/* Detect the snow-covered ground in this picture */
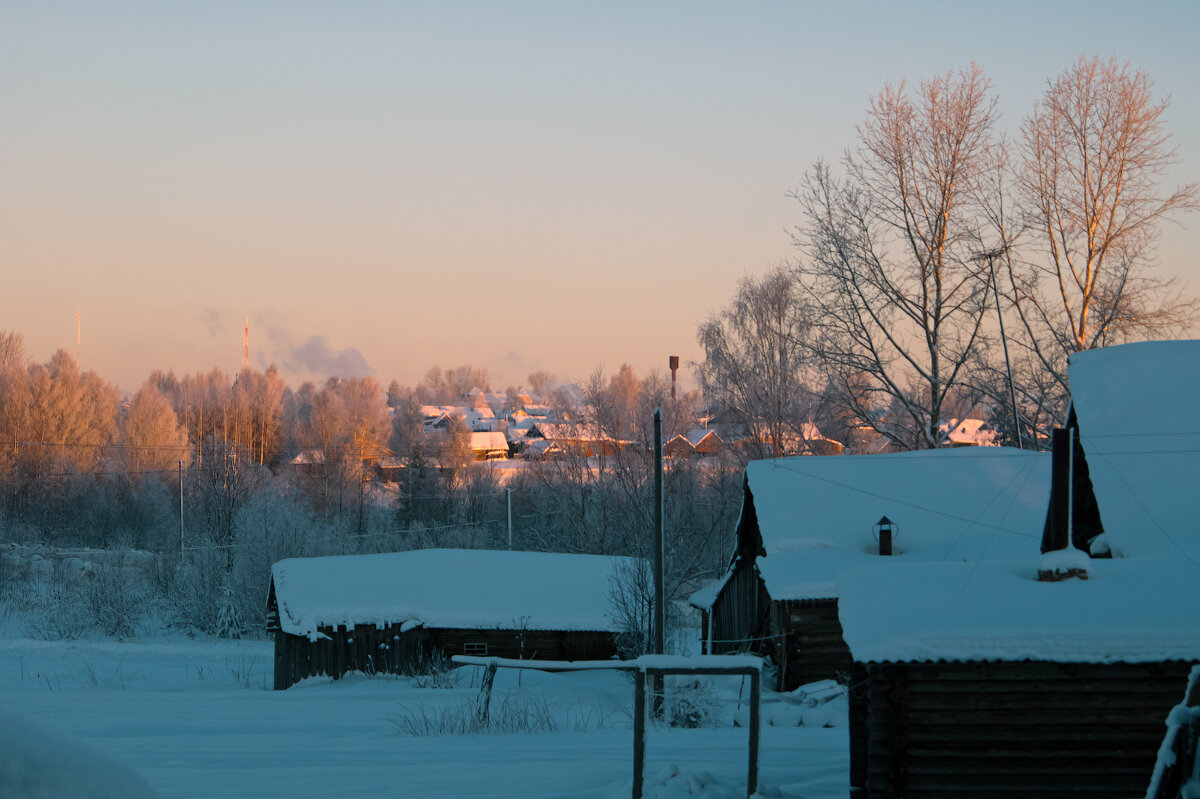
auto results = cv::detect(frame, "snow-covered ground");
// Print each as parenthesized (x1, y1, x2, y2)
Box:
(0, 634, 848, 798)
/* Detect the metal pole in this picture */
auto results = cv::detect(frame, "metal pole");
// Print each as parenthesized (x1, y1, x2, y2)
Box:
(653, 408, 665, 715)
(653, 409, 664, 655)
(507, 488, 513, 549)
(985, 250, 1022, 449)
(179, 459, 184, 558)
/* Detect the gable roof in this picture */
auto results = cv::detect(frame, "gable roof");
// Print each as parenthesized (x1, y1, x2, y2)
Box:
(1069, 339, 1200, 562)
(270, 549, 639, 638)
(742, 448, 1050, 600)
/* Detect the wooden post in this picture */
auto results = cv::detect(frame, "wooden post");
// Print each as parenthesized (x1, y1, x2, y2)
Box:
(633, 670, 646, 799)
(748, 669, 760, 796)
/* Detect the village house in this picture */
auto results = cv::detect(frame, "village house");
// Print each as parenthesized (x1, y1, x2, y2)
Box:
(840, 339, 1200, 798)
(267, 549, 639, 690)
(694, 447, 1050, 691)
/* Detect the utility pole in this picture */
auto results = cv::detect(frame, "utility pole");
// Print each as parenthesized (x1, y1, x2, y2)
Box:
(179, 460, 185, 559)
(507, 488, 513, 549)
(975, 247, 1022, 449)
(653, 408, 665, 714)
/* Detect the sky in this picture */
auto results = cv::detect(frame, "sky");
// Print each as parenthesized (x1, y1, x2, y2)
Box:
(2, 1, 1198, 394)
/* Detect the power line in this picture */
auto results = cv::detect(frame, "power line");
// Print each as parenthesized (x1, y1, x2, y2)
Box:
(763, 458, 1041, 540)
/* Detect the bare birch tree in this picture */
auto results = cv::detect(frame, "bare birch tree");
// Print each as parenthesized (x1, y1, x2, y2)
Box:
(696, 266, 813, 459)
(792, 65, 999, 449)
(1012, 55, 1198, 393)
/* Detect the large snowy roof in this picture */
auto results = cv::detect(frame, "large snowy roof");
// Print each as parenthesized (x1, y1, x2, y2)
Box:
(743, 448, 1050, 600)
(270, 549, 639, 638)
(838, 557, 1200, 664)
(1070, 339, 1200, 563)
(837, 340, 1200, 663)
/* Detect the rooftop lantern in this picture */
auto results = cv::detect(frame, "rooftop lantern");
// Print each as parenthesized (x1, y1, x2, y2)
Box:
(874, 515, 896, 556)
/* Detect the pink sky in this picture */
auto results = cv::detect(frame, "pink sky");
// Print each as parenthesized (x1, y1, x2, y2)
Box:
(3, 2, 1198, 392)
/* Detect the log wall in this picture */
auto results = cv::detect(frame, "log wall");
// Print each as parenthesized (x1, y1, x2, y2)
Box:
(852, 660, 1193, 798)
(770, 598, 852, 691)
(273, 624, 618, 690)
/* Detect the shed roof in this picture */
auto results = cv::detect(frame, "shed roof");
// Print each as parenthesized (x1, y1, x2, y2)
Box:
(743, 448, 1050, 600)
(270, 549, 639, 638)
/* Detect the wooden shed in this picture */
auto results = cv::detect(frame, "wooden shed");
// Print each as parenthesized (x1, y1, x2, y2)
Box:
(267, 549, 639, 690)
(695, 448, 1050, 691)
(839, 560, 1199, 798)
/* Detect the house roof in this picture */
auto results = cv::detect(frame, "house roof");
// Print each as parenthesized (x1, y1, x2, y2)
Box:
(1069, 339, 1200, 563)
(938, 417, 997, 446)
(743, 448, 1050, 600)
(838, 557, 1200, 664)
(468, 431, 508, 450)
(270, 549, 640, 638)
(836, 340, 1200, 664)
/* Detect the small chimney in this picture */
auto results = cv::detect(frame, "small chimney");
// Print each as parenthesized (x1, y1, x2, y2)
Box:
(874, 515, 895, 556)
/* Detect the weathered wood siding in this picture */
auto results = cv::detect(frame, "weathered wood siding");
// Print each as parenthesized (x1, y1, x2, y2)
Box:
(273, 624, 618, 690)
(706, 557, 771, 657)
(851, 660, 1193, 798)
(769, 598, 852, 691)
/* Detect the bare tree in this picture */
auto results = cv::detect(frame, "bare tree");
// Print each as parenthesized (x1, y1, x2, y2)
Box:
(792, 65, 999, 450)
(1012, 55, 1198, 394)
(696, 266, 814, 459)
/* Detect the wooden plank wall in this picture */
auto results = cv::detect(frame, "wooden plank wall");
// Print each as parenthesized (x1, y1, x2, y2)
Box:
(273, 625, 618, 689)
(707, 560, 771, 657)
(858, 660, 1193, 799)
(771, 598, 852, 691)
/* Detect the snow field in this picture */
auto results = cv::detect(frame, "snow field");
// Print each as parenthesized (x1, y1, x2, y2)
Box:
(0, 637, 848, 798)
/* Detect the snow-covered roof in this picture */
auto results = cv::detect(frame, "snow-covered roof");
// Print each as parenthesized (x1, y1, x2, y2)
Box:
(744, 448, 1050, 600)
(469, 431, 508, 450)
(838, 557, 1200, 664)
(270, 549, 639, 638)
(685, 428, 719, 447)
(938, 417, 998, 446)
(1070, 339, 1200, 563)
(836, 340, 1200, 664)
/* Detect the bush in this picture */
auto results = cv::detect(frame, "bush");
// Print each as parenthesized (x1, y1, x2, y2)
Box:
(663, 679, 724, 729)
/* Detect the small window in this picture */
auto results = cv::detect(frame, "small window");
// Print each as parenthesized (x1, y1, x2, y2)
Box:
(464, 642, 488, 656)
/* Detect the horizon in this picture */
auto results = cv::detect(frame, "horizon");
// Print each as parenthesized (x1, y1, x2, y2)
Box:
(4, 1, 1198, 393)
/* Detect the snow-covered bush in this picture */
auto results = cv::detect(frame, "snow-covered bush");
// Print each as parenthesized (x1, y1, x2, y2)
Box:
(81, 557, 148, 640)
(663, 678, 725, 729)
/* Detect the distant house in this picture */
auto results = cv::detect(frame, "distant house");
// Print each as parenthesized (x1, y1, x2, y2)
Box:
(374, 456, 407, 482)
(469, 431, 510, 460)
(937, 417, 998, 447)
(841, 340, 1200, 798)
(288, 448, 326, 477)
(267, 549, 639, 690)
(521, 439, 565, 460)
(694, 448, 1050, 690)
(686, 428, 725, 457)
(663, 434, 696, 459)
(665, 429, 725, 459)
(525, 422, 622, 458)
